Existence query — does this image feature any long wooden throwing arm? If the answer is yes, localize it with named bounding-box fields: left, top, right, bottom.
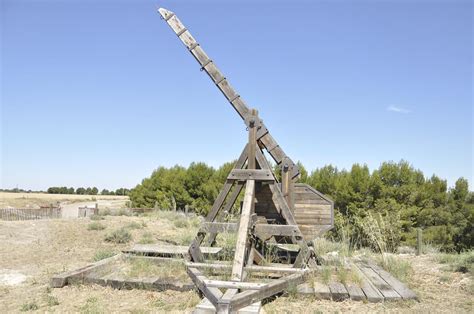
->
left=158, top=8, right=299, bottom=179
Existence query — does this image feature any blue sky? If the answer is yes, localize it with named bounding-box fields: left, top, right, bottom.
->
left=1, top=0, right=472, bottom=191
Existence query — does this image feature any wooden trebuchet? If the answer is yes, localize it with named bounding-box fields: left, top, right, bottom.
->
left=157, top=7, right=335, bottom=313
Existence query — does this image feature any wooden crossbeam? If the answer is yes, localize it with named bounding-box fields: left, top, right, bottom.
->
left=203, top=279, right=266, bottom=290
left=206, top=181, right=244, bottom=246
left=187, top=267, right=223, bottom=307
left=227, top=169, right=274, bottom=181
left=189, top=144, right=248, bottom=262
left=224, top=271, right=311, bottom=312
left=185, top=262, right=305, bottom=274
left=254, top=224, right=300, bottom=237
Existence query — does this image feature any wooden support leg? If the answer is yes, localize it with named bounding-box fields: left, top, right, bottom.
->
left=207, top=181, right=244, bottom=246
left=231, top=180, right=255, bottom=281
left=189, top=145, right=249, bottom=262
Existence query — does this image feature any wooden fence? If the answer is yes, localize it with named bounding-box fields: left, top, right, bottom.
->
left=0, top=207, right=62, bottom=221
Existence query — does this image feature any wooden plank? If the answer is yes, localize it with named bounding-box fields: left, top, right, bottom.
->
left=125, top=244, right=221, bottom=255
left=196, top=298, right=261, bottom=314
left=294, top=198, right=331, bottom=205
left=185, top=262, right=305, bottom=274
left=328, top=282, right=349, bottom=301
left=313, top=281, right=331, bottom=300
left=254, top=224, right=299, bottom=237
left=228, top=169, right=274, bottom=181
left=294, top=204, right=333, bottom=210
left=294, top=218, right=333, bottom=225
left=187, top=267, right=223, bottom=307
left=352, top=263, right=384, bottom=303
left=345, top=283, right=366, bottom=301
left=231, top=180, right=255, bottom=281
left=368, top=261, right=417, bottom=300
left=359, top=265, right=401, bottom=301
left=217, top=288, right=238, bottom=314
left=203, top=279, right=266, bottom=290
left=51, top=254, right=122, bottom=287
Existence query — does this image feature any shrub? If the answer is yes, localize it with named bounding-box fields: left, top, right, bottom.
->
left=436, top=251, right=474, bottom=274
left=173, top=218, right=189, bottom=229
left=92, top=249, right=116, bottom=262
left=100, top=209, right=112, bottom=216
left=377, top=254, right=412, bottom=283
left=104, top=228, right=132, bottom=244
left=47, top=295, right=59, bottom=306
left=116, top=208, right=131, bottom=216
left=90, top=215, right=105, bottom=221
left=138, top=232, right=155, bottom=244
left=87, top=222, right=106, bottom=231
left=321, top=266, right=332, bottom=284
left=80, top=297, right=102, bottom=314
left=20, top=301, right=38, bottom=312
left=125, top=221, right=144, bottom=230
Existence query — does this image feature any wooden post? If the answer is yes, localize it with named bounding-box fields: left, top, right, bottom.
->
left=230, top=109, right=258, bottom=282
left=416, top=228, right=422, bottom=256
left=231, top=180, right=255, bottom=281
left=248, top=109, right=257, bottom=170
left=281, top=162, right=294, bottom=210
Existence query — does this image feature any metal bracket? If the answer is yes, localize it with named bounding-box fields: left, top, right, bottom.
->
left=164, top=12, right=175, bottom=21
left=188, top=42, right=199, bottom=51
left=216, top=77, right=226, bottom=85
left=230, top=94, right=240, bottom=103
left=200, top=59, right=212, bottom=70
left=176, top=28, right=187, bottom=37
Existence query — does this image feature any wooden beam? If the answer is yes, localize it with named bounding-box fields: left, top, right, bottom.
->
left=206, top=182, right=244, bottom=246
left=227, top=169, right=274, bottom=181
left=186, top=267, right=223, bottom=307
left=203, top=279, right=267, bottom=290
left=254, top=224, right=300, bottom=237
left=185, top=262, right=306, bottom=274
left=231, top=180, right=255, bottom=281
left=51, top=254, right=123, bottom=288
left=281, top=165, right=292, bottom=209
left=189, top=145, right=248, bottom=262
left=228, top=271, right=310, bottom=311
left=206, top=144, right=248, bottom=223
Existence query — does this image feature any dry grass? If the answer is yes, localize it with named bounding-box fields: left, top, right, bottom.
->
left=123, top=258, right=188, bottom=281
left=0, top=192, right=128, bottom=209
left=0, top=211, right=472, bottom=313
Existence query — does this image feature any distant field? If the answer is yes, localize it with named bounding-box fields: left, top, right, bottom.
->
left=0, top=192, right=129, bottom=209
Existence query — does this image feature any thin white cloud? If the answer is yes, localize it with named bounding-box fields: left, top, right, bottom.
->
left=387, top=105, right=411, bottom=114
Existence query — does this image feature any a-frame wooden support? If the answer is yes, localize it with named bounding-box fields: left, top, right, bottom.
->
left=187, top=110, right=314, bottom=313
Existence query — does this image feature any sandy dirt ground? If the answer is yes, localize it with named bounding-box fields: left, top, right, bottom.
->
left=0, top=216, right=472, bottom=313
